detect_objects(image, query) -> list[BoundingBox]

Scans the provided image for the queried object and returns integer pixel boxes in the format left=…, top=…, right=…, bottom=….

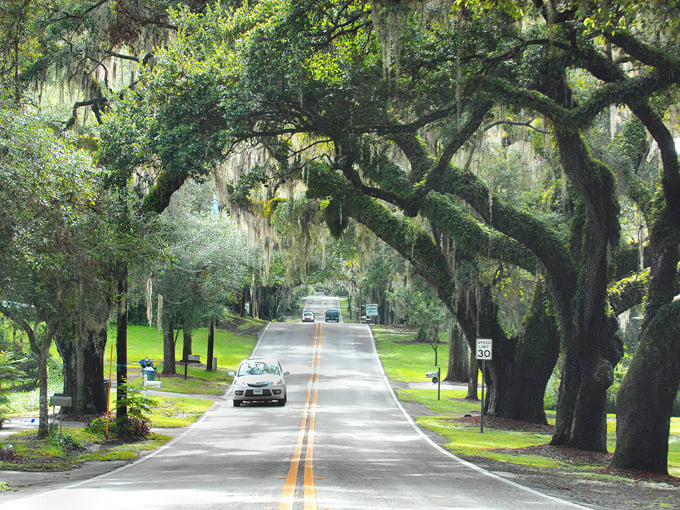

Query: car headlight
left=234, top=379, right=248, bottom=386
left=272, top=378, right=283, bottom=385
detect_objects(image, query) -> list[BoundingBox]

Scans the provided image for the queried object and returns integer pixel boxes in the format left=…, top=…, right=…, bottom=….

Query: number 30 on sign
left=476, top=338, right=492, bottom=360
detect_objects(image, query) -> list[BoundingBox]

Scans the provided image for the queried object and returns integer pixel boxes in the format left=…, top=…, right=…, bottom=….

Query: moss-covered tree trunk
left=548, top=122, right=623, bottom=452
left=58, top=298, right=111, bottom=416
left=610, top=102, right=680, bottom=473
left=489, top=282, right=560, bottom=424
left=550, top=276, right=621, bottom=452
left=445, top=322, right=468, bottom=383
left=81, top=323, right=109, bottom=414
left=452, top=287, right=557, bottom=425
left=611, top=302, right=680, bottom=473
left=59, top=326, right=107, bottom=416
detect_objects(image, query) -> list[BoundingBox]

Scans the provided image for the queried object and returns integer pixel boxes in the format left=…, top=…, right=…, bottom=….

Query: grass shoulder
left=0, top=425, right=173, bottom=472
left=373, top=325, right=680, bottom=482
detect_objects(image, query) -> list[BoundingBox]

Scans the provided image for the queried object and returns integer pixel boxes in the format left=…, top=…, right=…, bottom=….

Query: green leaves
left=0, top=99, right=110, bottom=351
left=153, top=181, right=250, bottom=323
left=0, top=103, right=102, bottom=247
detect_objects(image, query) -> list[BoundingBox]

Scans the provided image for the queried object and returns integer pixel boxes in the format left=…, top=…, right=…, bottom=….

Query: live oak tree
left=0, top=101, right=103, bottom=436
left=28, top=1, right=222, bottom=420
left=98, top=0, right=680, bottom=473
left=101, top=0, right=561, bottom=425
left=469, top=0, right=680, bottom=474
left=578, top=6, right=680, bottom=473
left=0, top=0, right=189, bottom=418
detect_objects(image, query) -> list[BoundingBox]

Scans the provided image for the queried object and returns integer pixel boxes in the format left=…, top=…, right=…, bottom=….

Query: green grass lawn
left=105, top=321, right=260, bottom=378
left=146, top=396, right=214, bottom=428
left=0, top=319, right=263, bottom=475
left=373, top=325, right=680, bottom=477
left=373, top=326, right=448, bottom=382
left=6, top=319, right=262, bottom=417
left=0, top=427, right=174, bottom=470
left=104, top=319, right=262, bottom=419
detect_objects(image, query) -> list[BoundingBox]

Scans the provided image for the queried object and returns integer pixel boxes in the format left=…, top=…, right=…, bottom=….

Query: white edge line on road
left=251, top=321, right=272, bottom=357
left=365, top=324, right=594, bottom=510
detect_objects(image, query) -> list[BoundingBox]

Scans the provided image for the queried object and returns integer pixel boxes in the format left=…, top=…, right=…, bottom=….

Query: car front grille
left=245, top=389, right=273, bottom=397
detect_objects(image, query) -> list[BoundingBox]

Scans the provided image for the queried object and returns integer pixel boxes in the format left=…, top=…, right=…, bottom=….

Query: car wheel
left=278, top=396, right=287, bottom=406
left=233, top=399, right=241, bottom=407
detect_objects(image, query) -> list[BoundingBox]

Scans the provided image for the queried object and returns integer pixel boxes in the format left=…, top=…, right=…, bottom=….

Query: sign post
left=476, top=338, right=492, bottom=433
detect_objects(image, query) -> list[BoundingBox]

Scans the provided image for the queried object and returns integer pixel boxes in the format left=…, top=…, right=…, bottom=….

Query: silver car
left=232, top=358, right=288, bottom=406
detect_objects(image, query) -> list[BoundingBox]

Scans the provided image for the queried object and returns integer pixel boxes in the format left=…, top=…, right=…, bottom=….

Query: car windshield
left=237, top=361, right=281, bottom=377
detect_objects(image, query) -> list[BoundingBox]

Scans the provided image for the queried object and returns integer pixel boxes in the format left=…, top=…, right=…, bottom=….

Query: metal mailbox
left=50, top=395, right=72, bottom=407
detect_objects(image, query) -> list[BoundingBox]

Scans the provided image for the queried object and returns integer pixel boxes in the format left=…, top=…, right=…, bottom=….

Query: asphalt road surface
left=0, top=296, right=594, bottom=510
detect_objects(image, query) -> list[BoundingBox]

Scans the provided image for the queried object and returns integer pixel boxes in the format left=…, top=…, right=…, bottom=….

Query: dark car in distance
left=325, top=309, right=340, bottom=322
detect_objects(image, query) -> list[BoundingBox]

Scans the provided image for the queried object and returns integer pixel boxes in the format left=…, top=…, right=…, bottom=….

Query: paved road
left=0, top=296, right=594, bottom=510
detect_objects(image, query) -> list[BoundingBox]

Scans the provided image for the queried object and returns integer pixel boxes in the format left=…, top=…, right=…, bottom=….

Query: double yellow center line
left=279, top=322, right=322, bottom=510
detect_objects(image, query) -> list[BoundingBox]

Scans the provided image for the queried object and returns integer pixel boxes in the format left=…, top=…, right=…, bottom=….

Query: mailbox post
left=183, top=354, right=201, bottom=379
left=143, top=376, right=162, bottom=399
left=49, top=394, right=72, bottom=433
left=425, top=367, right=441, bottom=400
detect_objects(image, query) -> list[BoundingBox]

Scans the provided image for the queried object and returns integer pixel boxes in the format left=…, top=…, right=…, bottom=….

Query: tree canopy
left=1, top=0, right=678, bottom=474
left=97, top=0, right=680, bottom=474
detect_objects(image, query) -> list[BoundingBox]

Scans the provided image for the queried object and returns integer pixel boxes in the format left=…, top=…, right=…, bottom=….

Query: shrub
left=48, top=428, right=83, bottom=453
left=86, top=414, right=151, bottom=440
left=115, top=416, right=151, bottom=440
left=86, top=386, right=155, bottom=440
left=85, top=415, right=110, bottom=437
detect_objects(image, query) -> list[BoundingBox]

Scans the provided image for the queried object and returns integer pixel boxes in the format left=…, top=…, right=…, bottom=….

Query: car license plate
left=253, top=389, right=263, bottom=395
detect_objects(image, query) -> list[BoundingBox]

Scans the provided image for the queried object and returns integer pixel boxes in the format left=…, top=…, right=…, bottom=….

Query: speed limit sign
left=476, top=338, right=492, bottom=360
